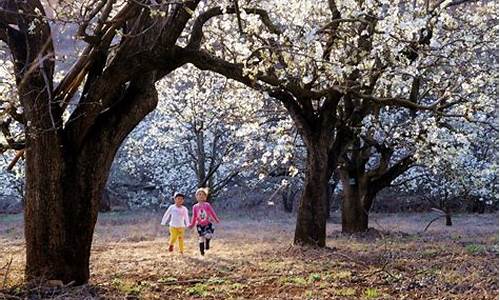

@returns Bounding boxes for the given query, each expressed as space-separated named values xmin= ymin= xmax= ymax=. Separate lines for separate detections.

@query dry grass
xmin=0 ymin=211 xmax=498 ymax=299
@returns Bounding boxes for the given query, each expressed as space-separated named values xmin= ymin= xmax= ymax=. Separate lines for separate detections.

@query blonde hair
xmin=196 ymin=187 xmax=209 ymax=196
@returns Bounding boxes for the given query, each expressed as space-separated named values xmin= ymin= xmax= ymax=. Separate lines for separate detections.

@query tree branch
xmin=187 ymin=5 xmax=282 ymax=49
xmin=370 ymin=155 xmax=415 ymax=193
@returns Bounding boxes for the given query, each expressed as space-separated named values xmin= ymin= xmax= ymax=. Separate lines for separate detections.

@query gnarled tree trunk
xmin=264 ymin=91 xmax=344 ymax=247
xmin=338 ymin=169 xmax=375 ymax=233
xmin=294 ymin=144 xmax=331 ymax=246
xmin=0 ymin=0 xmax=198 ymax=284
xmin=24 ymin=75 xmax=158 ymax=284
xmin=338 ymin=137 xmax=415 ymax=233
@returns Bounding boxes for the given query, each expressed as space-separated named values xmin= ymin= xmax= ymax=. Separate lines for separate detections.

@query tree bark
xmin=282 ymin=184 xmax=299 ymax=213
xmin=326 ymin=180 xmax=338 ymax=219
xmin=194 ymin=127 xmax=207 ymax=185
xmin=338 ymin=136 xmax=414 ymax=233
xmin=339 ymin=175 xmax=368 ymax=233
xmin=0 ymin=0 xmax=199 ymax=285
xmin=445 ymin=214 xmax=452 ymax=226
xmin=24 ymin=74 xmax=158 ymax=284
xmin=264 ymin=91 xmax=342 ymax=247
xmin=100 ymin=191 xmax=112 ymax=212
xmin=326 ymin=186 xmax=331 ymax=219
xmin=294 ymin=143 xmax=331 ymax=247
xmin=338 ymin=168 xmax=379 ymax=233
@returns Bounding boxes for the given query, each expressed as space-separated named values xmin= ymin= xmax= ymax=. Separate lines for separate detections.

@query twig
xmin=366 ymin=260 xmax=400 ymax=280
xmin=0 ymin=291 xmax=23 ymax=300
xmin=288 ymin=245 xmax=372 ymax=270
xmin=159 ymin=279 xmax=206 ymax=286
xmin=2 ymin=258 xmax=13 ymax=289
xmin=423 ymin=215 xmax=444 ymax=232
xmin=6 ymin=150 xmax=24 ymax=171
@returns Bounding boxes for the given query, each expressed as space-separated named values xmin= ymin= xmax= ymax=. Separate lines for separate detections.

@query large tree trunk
xmin=23 ymin=134 xmax=67 ymax=282
xmin=338 ymin=135 xmax=413 ymax=233
xmin=294 ymin=144 xmax=331 ymax=247
xmin=24 ymin=156 xmax=107 ymax=284
xmin=1 ymin=0 xmax=198 ymax=285
xmin=270 ymin=91 xmax=342 ymax=247
xmin=340 ymin=182 xmax=368 ymax=233
xmin=24 ymin=75 xmax=158 ymax=284
xmin=338 ymin=169 xmax=376 ymax=233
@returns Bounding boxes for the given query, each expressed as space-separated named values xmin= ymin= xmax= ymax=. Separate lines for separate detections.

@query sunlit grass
xmin=0 ymin=212 xmax=497 ymax=299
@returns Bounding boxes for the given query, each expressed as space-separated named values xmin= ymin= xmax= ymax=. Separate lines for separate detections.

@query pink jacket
xmin=189 ymin=202 xmax=220 ymax=227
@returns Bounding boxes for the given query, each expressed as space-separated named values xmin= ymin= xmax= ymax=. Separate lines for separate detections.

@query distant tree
xmin=115 ymin=65 xmax=282 ymax=203
xmin=183 ymin=0 xmax=498 ymax=239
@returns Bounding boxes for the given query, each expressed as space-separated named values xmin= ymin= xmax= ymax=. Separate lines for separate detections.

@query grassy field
xmin=0 ymin=211 xmax=498 ymax=299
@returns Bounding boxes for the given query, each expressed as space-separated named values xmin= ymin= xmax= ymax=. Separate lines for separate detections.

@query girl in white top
xmin=161 ymin=192 xmax=189 ymax=253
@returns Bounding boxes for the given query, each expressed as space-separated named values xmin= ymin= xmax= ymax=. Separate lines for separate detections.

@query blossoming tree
xmin=0 ymin=0 xmax=497 ymax=284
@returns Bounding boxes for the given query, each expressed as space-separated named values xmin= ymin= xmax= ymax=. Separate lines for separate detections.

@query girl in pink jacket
xmin=189 ymin=187 xmax=220 ymax=256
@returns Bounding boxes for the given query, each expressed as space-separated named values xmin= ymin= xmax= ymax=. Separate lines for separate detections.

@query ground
xmin=0 ymin=211 xmax=498 ymax=299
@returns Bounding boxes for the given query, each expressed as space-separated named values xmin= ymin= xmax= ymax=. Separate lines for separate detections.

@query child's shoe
xmin=168 ymin=245 xmax=174 ymax=252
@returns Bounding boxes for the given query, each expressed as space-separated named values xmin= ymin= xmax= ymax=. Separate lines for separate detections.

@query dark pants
xmin=197 ymin=223 xmax=214 ymax=255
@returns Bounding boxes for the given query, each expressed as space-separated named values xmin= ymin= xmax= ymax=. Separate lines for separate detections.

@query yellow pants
xmin=169 ymin=227 xmax=185 ymax=252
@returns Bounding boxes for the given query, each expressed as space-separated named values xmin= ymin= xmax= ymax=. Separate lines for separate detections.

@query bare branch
xmin=187 ymin=5 xmax=282 ymax=49
xmin=349 ymin=90 xmax=442 ymax=111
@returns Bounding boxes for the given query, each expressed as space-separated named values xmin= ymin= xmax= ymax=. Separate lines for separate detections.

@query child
xmin=189 ymin=187 xmax=220 ymax=256
xmin=161 ymin=192 xmax=190 ymax=254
